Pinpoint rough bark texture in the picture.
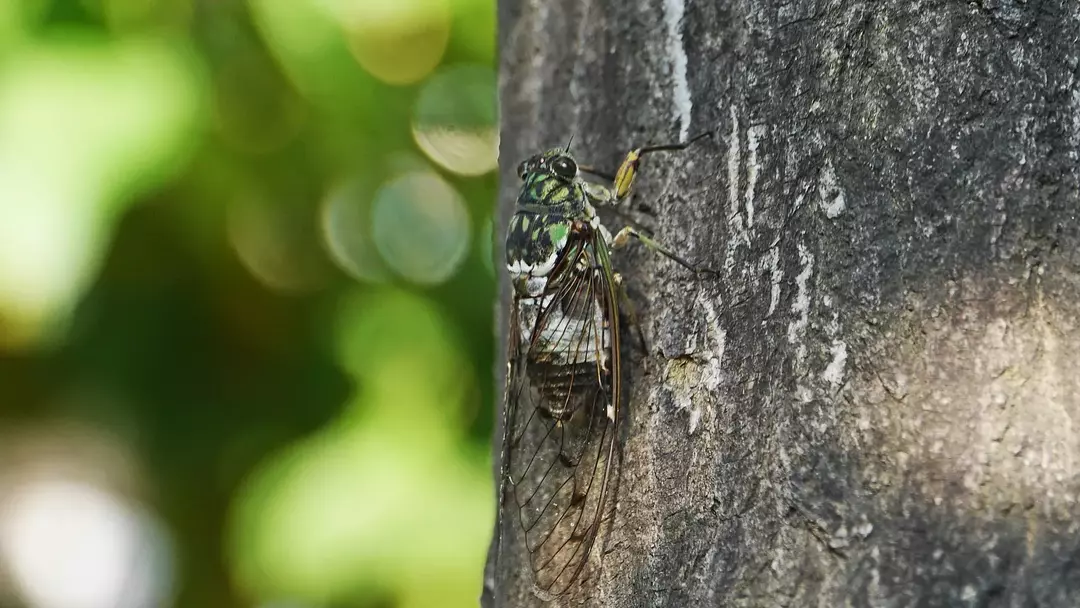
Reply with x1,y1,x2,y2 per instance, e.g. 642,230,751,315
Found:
491,0,1080,606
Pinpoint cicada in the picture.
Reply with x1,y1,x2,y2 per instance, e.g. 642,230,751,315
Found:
499,132,710,599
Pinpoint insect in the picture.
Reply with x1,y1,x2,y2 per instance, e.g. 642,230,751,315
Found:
499,132,711,599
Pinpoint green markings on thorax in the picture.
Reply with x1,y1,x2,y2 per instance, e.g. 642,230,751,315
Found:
546,222,569,247
522,173,581,211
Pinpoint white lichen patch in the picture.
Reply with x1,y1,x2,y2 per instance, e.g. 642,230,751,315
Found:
766,245,782,317
818,158,846,219
727,106,740,211
787,242,814,366
688,406,702,435
724,105,749,271
1071,84,1080,161
662,0,692,142
823,340,848,390
822,294,847,390
745,124,764,229
698,292,726,393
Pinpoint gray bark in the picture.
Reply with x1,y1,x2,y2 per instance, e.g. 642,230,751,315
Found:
489,0,1080,606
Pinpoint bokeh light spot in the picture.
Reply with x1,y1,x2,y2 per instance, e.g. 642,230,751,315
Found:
412,64,498,176
0,481,172,608
0,36,205,349
333,288,469,409
319,177,389,284
228,193,329,293
413,126,499,177
371,171,471,285
337,0,451,86
0,425,174,608
227,289,490,607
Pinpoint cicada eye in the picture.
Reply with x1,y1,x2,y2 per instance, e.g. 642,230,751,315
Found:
516,161,527,179
550,156,577,179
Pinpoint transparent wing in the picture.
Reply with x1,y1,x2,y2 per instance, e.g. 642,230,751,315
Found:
502,225,622,598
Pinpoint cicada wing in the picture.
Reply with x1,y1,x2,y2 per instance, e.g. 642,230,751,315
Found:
503,229,622,598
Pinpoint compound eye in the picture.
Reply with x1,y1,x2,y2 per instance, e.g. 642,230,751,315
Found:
516,161,527,179
550,156,577,179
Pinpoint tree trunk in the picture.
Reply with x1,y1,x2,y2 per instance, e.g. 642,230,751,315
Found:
488,0,1080,605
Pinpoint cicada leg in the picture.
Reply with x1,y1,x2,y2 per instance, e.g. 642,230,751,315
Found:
580,131,712,200
585,132,718,275
611,226,717,275
613,131,712,200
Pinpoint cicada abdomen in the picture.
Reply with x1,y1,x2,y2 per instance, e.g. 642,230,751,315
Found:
506,221,621,598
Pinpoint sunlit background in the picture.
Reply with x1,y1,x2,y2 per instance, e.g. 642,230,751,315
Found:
0,0,497,607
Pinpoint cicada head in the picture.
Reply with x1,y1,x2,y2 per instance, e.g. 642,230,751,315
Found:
506,143,590,297
516,148,579,184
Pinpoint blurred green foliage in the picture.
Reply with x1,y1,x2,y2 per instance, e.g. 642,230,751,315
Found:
0,1,497,607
